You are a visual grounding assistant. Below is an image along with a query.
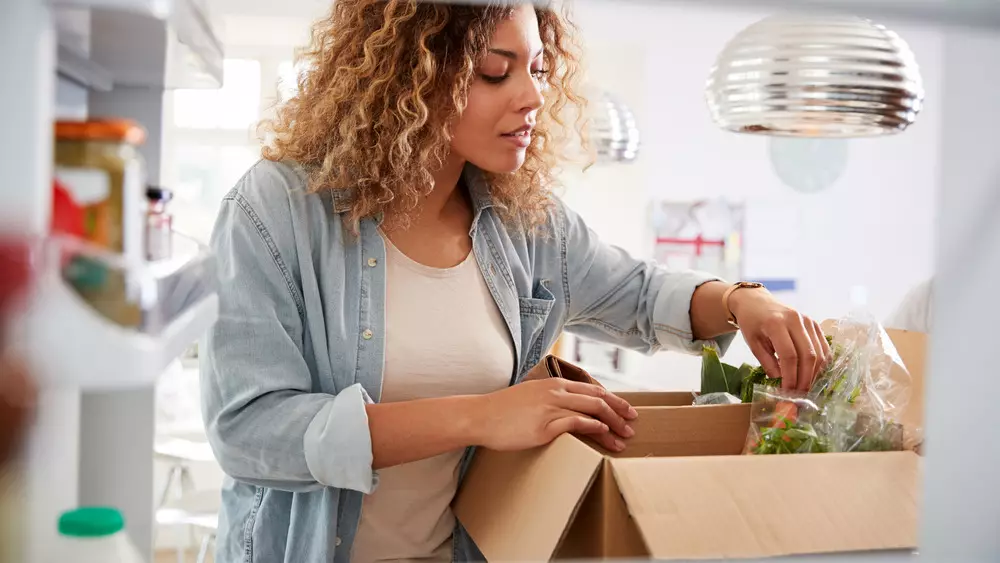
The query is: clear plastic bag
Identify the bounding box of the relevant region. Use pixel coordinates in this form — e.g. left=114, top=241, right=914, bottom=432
left=745, top=310, right=919, bottom=454
left=745, top=387, right=829, bottom=454
left=694, top=392, right=742, bottom=406
left=816, top=311, right=920, bottom=449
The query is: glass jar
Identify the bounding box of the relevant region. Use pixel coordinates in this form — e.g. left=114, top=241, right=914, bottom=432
left=53, top=119, right=147, bottom=258
left=53, top=119, right=148, bottom=328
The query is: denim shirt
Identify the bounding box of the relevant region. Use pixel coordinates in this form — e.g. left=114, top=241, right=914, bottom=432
left=200, top=159, right=732, bottom=563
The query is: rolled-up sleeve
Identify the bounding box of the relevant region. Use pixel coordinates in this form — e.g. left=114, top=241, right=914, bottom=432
left=304, top=383, right=378, bottom=493
left=201, top=184, right=377, bottom=495
left=651, top=270, right=735, bottom=354
left=558, top=199, right=734, bottom=356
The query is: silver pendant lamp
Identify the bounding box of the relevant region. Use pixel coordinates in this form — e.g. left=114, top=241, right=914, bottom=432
left=591, top=91, right=640, bottom=162
left=705, top=14, right=925, bottom=137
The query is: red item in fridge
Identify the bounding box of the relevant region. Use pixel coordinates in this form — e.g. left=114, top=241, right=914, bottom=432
left=51, top=178, right=86, bottom=237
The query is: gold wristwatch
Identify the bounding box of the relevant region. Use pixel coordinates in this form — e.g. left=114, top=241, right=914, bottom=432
left=722, top=281, right=765, bottom=329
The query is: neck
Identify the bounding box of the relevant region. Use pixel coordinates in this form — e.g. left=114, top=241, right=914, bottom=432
left=420, top=153, right=469, bottom=221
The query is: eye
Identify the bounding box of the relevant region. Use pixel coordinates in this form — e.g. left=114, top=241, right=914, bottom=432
left=531, top=68, right=550, bottom=80
left=480, top=73, right=510, bottom=84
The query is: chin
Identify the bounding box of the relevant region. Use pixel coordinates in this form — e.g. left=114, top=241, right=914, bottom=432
left=471, top=152, right=527, bottom=175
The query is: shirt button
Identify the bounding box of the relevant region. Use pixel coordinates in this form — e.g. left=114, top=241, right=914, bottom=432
left=367, top=257, right=377, bottom=267
left=335, top=537, right=342, bottom=547
left=362, top=329, right=373, bottom=340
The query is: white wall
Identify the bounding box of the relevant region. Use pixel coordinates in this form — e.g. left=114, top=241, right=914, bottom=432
left=562, top=1, right=941, bottom=390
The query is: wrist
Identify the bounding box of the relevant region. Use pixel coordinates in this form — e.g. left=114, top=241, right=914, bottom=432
left=724, top=282, right=767, bottom=326
left=455, top=394, right=489, bottom=447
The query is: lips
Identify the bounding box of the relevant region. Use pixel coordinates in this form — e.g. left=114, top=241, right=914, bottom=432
left=502, top=124, right=533, bottom=137
left=501, top=124, right=533, bottom=148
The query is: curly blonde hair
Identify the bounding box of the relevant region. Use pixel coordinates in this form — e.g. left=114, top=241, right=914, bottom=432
left=259, top=0, right=587, bottom=231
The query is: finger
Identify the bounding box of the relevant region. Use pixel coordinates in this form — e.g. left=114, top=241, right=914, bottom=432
left=556, top=392, right=633, bottom=439
left=769, top=326, right=799, bottom=390
left=554, top=409, right=627, bottom=452
left=813, top=320, right=832, bottom=364
left=806, top=320, right=829, bottom=372
left=787, top=317, right=817, bottom=392
left=546, top=414, right=611, bottom=443
left=586, top=429, right=626, bottom=453
left=560, top=380, right=638, bottom=420
left=748, top=338, right=781, bottom=381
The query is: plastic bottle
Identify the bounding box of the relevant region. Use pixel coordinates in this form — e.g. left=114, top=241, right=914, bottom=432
left=51, top=507, right=146, bottom=563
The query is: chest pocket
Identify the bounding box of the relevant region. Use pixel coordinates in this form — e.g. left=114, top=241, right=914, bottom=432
left=517, top=279, right=556, bottom=379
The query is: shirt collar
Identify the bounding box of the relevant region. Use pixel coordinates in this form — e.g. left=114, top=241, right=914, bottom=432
left=330, top=163, right=495, bottom=217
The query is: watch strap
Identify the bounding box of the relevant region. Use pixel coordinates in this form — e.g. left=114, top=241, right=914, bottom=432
left=722, top=281, right=765, bottom=329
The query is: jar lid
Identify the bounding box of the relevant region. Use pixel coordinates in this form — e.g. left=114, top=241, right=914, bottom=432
left=58, top=507, right=125, bottom=538
left=55, top=119, right=147, bottom=145
left=146, top=186, right=174, bottom=203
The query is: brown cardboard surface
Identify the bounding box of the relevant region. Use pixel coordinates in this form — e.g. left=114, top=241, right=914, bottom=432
left=610, top=452, right=921, bottom=559
left=616, top=391, right=696, bottom=407
left=556, top=459, right=649, bottom=560
left=591, top=403, right=750, bottom=458
left=452, top=433, right=603, bottom=561
left=458, top=339, right=927, bottom=562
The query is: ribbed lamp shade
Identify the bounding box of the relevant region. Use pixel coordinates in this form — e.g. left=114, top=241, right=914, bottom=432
left=706, top=14, right=925, bottom=137
left=591, top=92, right=640, bottom=162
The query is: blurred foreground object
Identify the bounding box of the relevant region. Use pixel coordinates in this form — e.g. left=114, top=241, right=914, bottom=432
left=0, top=240, right=37, bottom=465
left=706, top=14, right=925, bottom=137
left=0, top=238, right=38, bottom=563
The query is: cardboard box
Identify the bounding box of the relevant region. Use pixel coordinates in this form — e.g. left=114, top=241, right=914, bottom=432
left=454, top=329, right=928, bottom=560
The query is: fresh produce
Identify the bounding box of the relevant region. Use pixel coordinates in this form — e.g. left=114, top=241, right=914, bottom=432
left=806, top=336, right=859, bottom=404
left=739, top=365, right=780, bottom=403
left=702, top=319, right=911, bottom=456
left=699, top=346, right=780, bottom=403
left=751, top=419, right=830, bottom=455
left=700, top=346, right=737, bottom=395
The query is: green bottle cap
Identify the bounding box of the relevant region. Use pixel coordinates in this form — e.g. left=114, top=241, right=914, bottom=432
left=58, top=507, right=125, bottom=538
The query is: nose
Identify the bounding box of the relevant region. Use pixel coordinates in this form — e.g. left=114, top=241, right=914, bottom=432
left=517, top=74, right=545, bottom=113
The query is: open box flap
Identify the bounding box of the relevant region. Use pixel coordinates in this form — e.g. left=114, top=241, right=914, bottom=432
left=453, top=433, right=603, bottom=561
left=609, top=452, right=921, bottom=559
left=591, top=403, right=750, bottom=458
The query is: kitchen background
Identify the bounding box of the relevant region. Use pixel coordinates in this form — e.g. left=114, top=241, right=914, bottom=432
left=46, top=0, right=940, bottom=558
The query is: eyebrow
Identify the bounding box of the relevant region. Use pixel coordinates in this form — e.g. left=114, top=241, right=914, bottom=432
left=488, top=47, right=544, bottom=61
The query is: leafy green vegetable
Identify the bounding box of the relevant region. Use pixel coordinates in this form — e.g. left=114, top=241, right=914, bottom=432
left=751, top=417, right=829, bottom=455
left=700, top=345, right=785, bottom=403
left=700, top=346, right=742, bottom=395
left=740, top=366, right=781, bottom=403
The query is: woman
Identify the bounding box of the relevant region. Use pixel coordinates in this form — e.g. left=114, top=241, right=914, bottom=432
left=201, top=2, right=831, bottom=562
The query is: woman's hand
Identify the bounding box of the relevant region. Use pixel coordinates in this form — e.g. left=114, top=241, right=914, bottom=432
left=730, top=288, right=832, bottom=391
left=472, top=378, right=638, bottom=453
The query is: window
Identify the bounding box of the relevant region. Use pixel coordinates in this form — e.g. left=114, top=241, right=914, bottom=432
left=173, top=59, right=262, bottom=130
left=163, top=53, right=293, bottom=243
left=277, top=60, right=310, bottom=102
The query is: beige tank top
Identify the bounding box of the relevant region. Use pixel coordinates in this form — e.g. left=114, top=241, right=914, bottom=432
left=350, top=234, right=514, bottom=563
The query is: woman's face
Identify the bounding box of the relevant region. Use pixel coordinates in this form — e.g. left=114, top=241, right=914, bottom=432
left=450, top=5, right=547, bottom=174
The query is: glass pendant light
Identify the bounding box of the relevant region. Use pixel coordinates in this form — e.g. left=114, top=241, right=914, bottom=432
left=591, top=92, right=640, bottom=162
left=705, top=14, right=925, bottom=138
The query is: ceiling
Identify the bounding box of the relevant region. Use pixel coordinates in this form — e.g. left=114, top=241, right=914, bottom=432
left=209, top=0, right=329, bottom=19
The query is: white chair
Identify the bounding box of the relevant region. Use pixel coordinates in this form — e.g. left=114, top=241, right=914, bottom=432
left=155, top=489, right=219, bottom=563
left=154, top=431, right=220, bottom=563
